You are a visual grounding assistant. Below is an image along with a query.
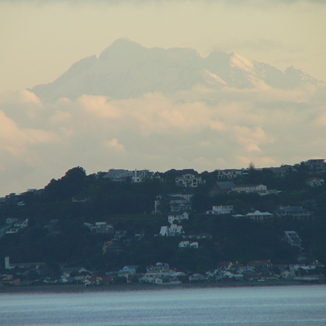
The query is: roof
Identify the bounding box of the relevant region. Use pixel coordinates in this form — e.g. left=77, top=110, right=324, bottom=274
left=214, top=181, right=235, bottom=190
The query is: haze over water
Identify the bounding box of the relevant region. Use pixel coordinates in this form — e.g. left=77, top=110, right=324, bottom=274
left=1, top=285, right=326, bottom=325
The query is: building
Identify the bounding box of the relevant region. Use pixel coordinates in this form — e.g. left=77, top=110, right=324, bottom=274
left=245, top=210, right=273, bottom=222
left=102, top=169, right=133, bottom=182
left=275, top=206, right=312, bottom=219
left=159, top=224, right=184, bottom=237
left=284, top=231, right=302, bottom=248
left=175, top=174, right=205, bottom=188
left=4, top=256, right=45, bottom=270
left=210, top=181, right=235, bottom=196
left=233, top=210, right=273, bottom=222
left=84, top=222, right=114, bottom=234
left=215, top=169, right=247, bottom=180
left=306, top=177, right=324, bottom=187
left=207, top=205, right=234, bottom=215
left=231, top=184, right=268, bottom=195
left=303, top=159, right=326, bottom=173
left=154, top=193, right=193, bottom=214
left=178, top=241, right=199, bottom=248
left=168, top=212, right=189, bottom=224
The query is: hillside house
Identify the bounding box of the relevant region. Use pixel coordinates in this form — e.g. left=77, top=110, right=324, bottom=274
left=216, top=169, right=247, bottom=180
left=175, top=174, right=205, bottom=188
left=303, top=159, right=326, bottom=173
left=284, top=231, right=302, bottom=248
left=207, top=205, right=234, bottom=215
left=4, top=256, right=45, bottom=270
left=275, top=206, right=312, bottom=219
left=168, top=212, right=189, bottom=224
left=178, top=241, right=199, bottom=248
left=154, top=193, right=193, bottom=214
left=103, top=169, right=133, bottom=182
left=233, top=210, right=273, bottom=222
left=231, top=184, right=268, bottom=195
left=159, top=224, right=184, bottom=237
left=245, top=210, right=273, bottom=222
left=306, top=177, right=324, bottom=187
left=84, top=222, right=114, bottom=234
left=210, top=181, right=235, bottom=196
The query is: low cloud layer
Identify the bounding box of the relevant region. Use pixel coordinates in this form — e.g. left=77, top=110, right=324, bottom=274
left=0, top=83, right=325, bottom=196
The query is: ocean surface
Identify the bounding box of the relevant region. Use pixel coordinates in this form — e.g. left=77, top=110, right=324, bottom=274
left=1, top=285, right=326, bottom=325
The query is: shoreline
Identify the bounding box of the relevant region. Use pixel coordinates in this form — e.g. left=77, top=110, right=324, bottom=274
left=1, top=280, right=323, bottom=294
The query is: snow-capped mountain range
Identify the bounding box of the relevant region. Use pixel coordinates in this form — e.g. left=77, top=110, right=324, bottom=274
left=31, top=38, right=323, bottom=102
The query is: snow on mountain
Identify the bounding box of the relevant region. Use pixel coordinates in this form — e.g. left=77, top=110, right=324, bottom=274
left=31, top=38, right=323, bottom=102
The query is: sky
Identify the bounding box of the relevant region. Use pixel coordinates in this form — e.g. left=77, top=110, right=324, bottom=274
left=0, top=0, right=325, bottom=196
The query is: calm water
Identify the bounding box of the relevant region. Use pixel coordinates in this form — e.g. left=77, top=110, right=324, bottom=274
left=1, top=285, right=326, bottom=325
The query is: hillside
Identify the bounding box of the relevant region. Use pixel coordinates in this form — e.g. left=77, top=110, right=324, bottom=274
left=1, top=160, right=326, bottom=279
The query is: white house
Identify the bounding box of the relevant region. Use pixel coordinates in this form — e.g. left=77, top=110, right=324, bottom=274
left=232, top=210, right=273, bottom=221
left=159, top=224, right=184, bottom=237
left=168, top=212, right=189, bottom=224
left=207, top=205, right=234, bottom=215
left=175, top=174, right=205, bottom=188
left=178, top=241, right=199, bottom=248
left=245, top=210, right=273, bottom=222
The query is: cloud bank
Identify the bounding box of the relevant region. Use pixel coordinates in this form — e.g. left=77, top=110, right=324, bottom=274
left=0, top=83, right=325, bottom=196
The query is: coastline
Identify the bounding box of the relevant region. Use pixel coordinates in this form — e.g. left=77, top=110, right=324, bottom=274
left=0, top=280, right=322, bottom=294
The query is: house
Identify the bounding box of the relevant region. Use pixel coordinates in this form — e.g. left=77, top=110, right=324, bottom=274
left=159, top=224, right=184, bottom=237
left=266, top=165, right=293, bottom=178
left=84, top=222, right=114, bottom=234
left=178, top=241, right=199, bottom=248
left=284, top=231, right=302, bottom=248
left=175, top=174, right=205, bottom=188
left=131, top=169, right=153, bottom=183
left=168, top=212, right=189, bottom=224
left=13, top=218, right=29, bottom=228
left=210, top=181, right=235, bottom=196
left=303, top=159, right=326, bottom=173
left=154, top=193, right=193, bottom=214
left=245, top=210, right=273, bottom=222
left=215, top=169, right=247, bottom=180
left=119, top=265, right=139, bottom=274
left=207, top=205, right=234, bottom=215
left=184, top=232, right=212, bottom=240
left=232, top=210, right=273, bottom=221
left=231, top=184, right=268, bottom=195
left=247, top=260, right=273, bottom=270
left=102, top=169, right=133, bottom=182
left=275, top=206, right=312, bottom=219
left=217, top=261, right=234, bottom=271
left=4, top=256, right=45, bottom=270
left=306, top=177, right=324, bottom=187
left=146, top=262, right=170, bottom=273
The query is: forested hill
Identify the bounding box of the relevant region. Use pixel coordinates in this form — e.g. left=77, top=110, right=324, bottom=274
left=1, top=161, right=326, bottom=273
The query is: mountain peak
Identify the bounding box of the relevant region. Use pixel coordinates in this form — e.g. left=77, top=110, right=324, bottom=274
left=99, top=38, right=144, bottom=60
left=31, top=40, right=323, bottom=102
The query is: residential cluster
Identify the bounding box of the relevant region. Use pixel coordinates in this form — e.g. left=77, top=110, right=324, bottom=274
left=1, top=257, right=324, bottom=287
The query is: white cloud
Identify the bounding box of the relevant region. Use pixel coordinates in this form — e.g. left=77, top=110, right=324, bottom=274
left=0, top=84, right=325, bottom=196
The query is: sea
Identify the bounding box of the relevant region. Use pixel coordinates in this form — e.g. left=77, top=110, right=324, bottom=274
left=1, top=285, right=326, bottom=325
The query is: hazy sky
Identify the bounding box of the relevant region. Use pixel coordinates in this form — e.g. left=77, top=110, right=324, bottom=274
left=0, top=0, right=325, bottom=196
